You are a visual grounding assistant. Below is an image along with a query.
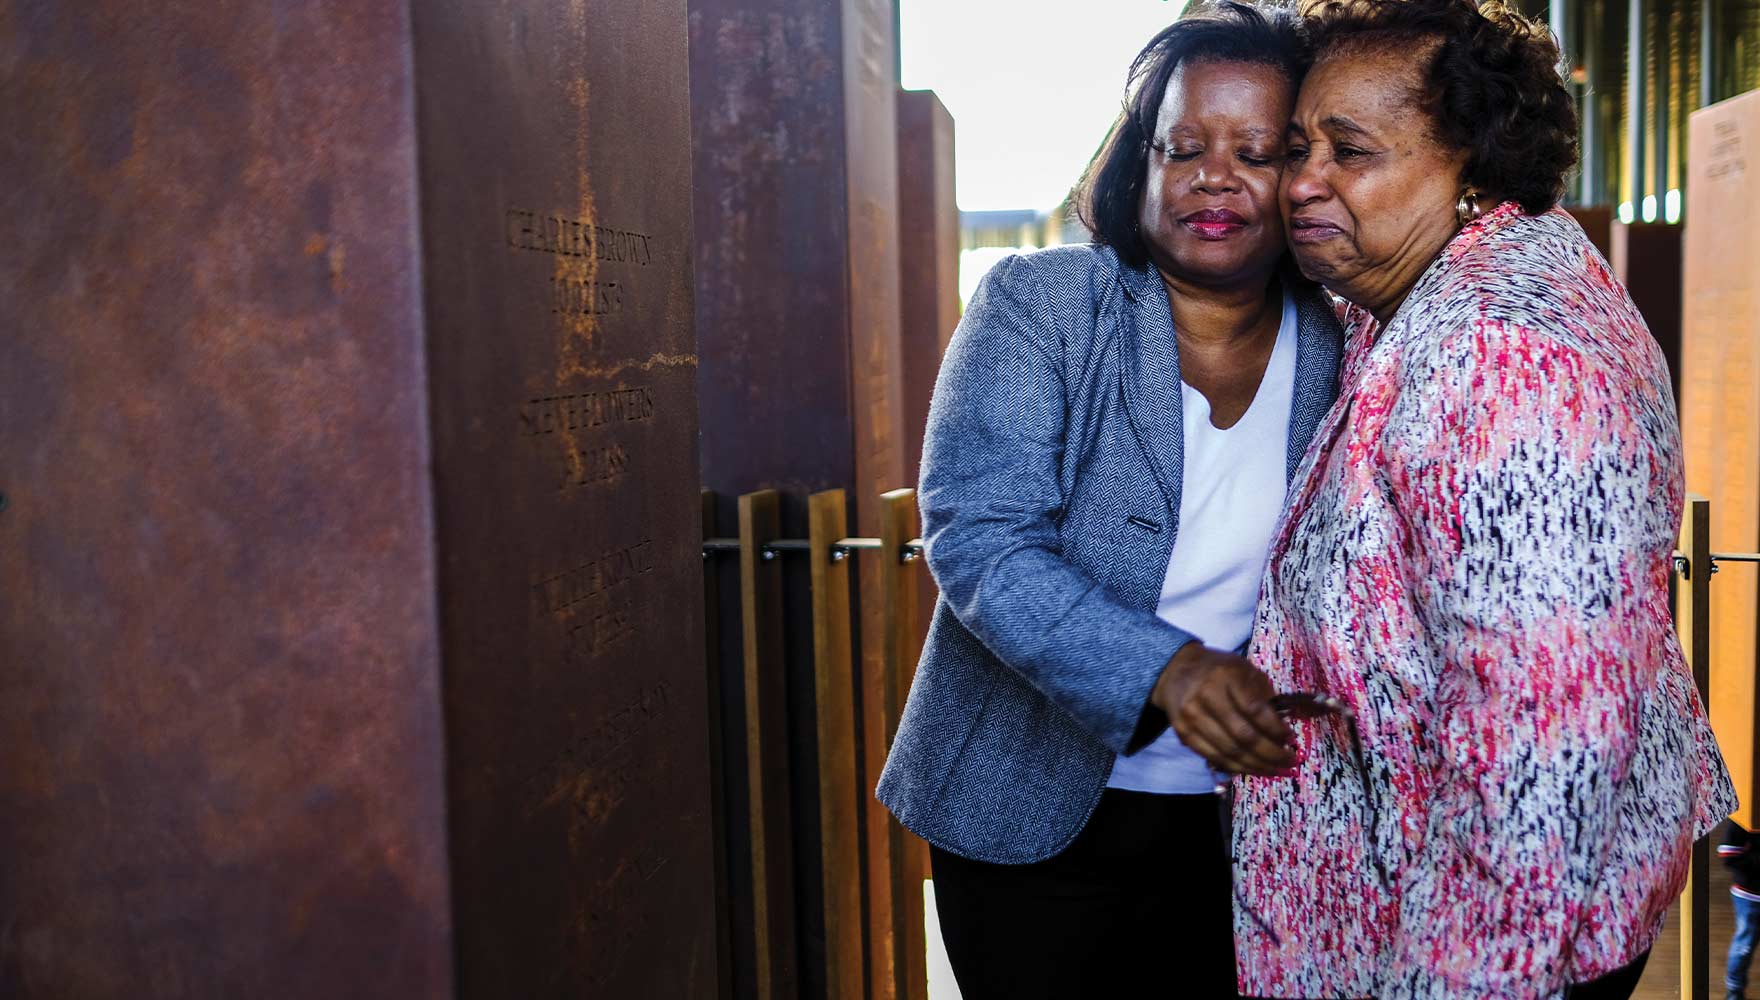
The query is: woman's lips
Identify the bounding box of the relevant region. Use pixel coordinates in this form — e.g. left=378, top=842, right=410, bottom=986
left=1289, top=217, right=1345, bottom=244
left=1182, top=208, right=1248, bottom=240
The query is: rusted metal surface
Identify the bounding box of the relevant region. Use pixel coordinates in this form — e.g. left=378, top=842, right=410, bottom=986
left=895, top=88, right=959, bottom=655
left=0, top=2, right=453, bottom=996
left=1, top=0, right=715, bottom=996
left=410, top=0, right=716, bottom=995
left=895, top=90, right=961, bottom=491
left=705, top=491, right=737, bottom=997
left=690, top=0, right=906, bottom=505
left=738, top=491, right=801, bottom=1000
left=807, top=490, right=864, bottom=1000
left=688, top=11, right=854, bottom=984
left=878, top=489, right=930, bottom=1000
left=1567, top=205, right=1616, bottom=259
left=691, top=3, right=908, bottom=997
left=1611, top=221, right=1684, bottom=401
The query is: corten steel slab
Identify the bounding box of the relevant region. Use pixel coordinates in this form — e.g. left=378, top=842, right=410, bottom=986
left=895, top=89, right=959, bottom=491
left=690, top=2, right=907, bottom=997
left=0, top=2, right=452, bottom=996
left=894, top=88, right=958, bottom=653
left=690, top=0, right=905, bottom=507
left=1683, top=91, right=1760, bottom=829
left=0, top=0, right=715, bottom=997
left=1568, top=205, right=1616, bottom=259
left=1611, top=221, right=1684, bottom=401
left=409, top=0, right=715, bottom=995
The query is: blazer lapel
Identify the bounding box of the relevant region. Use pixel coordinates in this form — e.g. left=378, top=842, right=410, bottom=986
left=1117, top=261, right=1185, bottom=523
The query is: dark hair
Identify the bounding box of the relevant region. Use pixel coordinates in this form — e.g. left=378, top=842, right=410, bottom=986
left=1077, top=2, right=1309, bottom=268
left=1303, top=0, right=1577, bottom=213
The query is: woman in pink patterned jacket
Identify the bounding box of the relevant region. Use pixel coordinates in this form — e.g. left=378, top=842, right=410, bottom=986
left=1213, top=0, right=1737, bottom=997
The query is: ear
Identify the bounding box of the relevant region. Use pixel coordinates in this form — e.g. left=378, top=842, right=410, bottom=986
left=1446, top=145, right=1472, bottom=189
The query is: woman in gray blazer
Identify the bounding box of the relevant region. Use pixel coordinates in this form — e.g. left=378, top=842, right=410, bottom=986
left=876, top=4, right=1343, bottom=996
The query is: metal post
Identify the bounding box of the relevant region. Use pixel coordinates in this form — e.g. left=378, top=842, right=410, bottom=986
left=1701, top=0, right=1720, bottom=107
left=703, top=491, right=734, bottom=1000
left=863, top=495, right=904, bottom=1000
left=1552, top=0, right=1579, bottom=200
left=1582, top=0, right=1603, bottom=205
left=880, top=489, right=931, bottom=1000
left=807, top=488, right=864, bottom=1000
left=738, top=489, right=799, bottom=1000
left=1630, top=0, right=1649, bottom=215
left=1655, top=0, right=1672, bottom=215
left=1679, top=495, right=1712, bottom=1000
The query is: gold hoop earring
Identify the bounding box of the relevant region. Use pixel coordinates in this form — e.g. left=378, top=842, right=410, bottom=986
left=1456, top=188, right=1483, bottom=226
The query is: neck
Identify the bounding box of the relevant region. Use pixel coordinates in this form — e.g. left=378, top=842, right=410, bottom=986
left=1358, top=209, right=1472, bottom=325
left=1366, top=291, right=1408, bottom=327
left=1158, top=267, right=1280, bottom=346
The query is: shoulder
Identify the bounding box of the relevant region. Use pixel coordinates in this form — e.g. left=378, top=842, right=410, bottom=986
left=1406, top=208, right=1663, bottom=398
left=1425, top=209, right=1637, bottom=346
left=963, top=243, right=1132, bottom=355
left=974, top=243, right=1128, bottom=309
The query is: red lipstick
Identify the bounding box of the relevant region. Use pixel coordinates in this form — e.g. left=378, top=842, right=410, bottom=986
left=1182, top=208, right=1248, bottom=240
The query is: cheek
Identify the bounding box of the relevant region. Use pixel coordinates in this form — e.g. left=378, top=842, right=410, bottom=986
left=1139, top=169, right=1166, bottom=225
left=1250, top=177, right=1283, bottom=229
left=1329, top=177, right=1384, bottom=252
left=1348, top=192, right=1423, bottom=258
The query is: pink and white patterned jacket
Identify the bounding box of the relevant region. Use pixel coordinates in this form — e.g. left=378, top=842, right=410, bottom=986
left=1234, top=202, right=1736, bottom=1000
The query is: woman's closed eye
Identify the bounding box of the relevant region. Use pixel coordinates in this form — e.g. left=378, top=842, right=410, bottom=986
left=1157, top=144, right=1280, bottom=167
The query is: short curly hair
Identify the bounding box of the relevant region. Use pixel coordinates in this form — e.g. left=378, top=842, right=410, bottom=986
left=1077, top=2, right=1310, bottom=268
left=1303, top=0, right=1577, bottom=214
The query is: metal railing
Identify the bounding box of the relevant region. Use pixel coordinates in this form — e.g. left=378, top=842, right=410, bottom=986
left=701, top=490, right=1741, bottom=1000
left=702, top=487, right=932, bottom=1000
left=702, top=535, right=924, bottom=563
left=1673, top=496, right=1760, bottom=1000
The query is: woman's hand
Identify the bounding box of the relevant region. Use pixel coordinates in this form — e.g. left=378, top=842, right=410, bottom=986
left=1151, top=644, right=1294, bottom=776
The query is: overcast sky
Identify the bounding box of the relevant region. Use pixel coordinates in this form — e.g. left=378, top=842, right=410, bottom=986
left=899, top=0, right=1191, bottom=212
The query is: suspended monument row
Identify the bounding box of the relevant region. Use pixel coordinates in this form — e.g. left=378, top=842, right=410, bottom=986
left=3, top=0, right=713, bottom=994
left=1, top=0, right=958, bottom=996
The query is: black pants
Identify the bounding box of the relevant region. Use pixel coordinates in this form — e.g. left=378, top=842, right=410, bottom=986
left=931, top=788, right=1652, bottom=1000
left=930, top=788, right=1237, bottom=1000
left=1565, top=949, right=1649, bottom=1000
left=1285, top=946, right=1650, bottom=1000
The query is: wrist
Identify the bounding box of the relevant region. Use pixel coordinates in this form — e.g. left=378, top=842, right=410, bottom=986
left=1153, top=642, right=1209, bottom=716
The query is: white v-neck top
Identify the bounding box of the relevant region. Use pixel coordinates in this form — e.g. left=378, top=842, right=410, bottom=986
left=1107, top=290, right=1297, bottom=795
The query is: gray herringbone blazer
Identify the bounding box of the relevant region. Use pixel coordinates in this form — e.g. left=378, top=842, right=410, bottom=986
left=876, top=243, right=1343, bottom=864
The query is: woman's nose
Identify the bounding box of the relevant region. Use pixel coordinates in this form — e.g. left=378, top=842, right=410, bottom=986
left=1192, top=152, right=1241, bottom=194
left=1283, top=158, right=1328, bottom=206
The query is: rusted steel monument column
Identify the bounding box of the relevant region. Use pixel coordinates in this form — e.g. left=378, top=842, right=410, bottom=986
left=1683, top=90, right=1760, bottom=829
left=895, top=88, right=958, bottom=649
left=1610, top=221, right=1684, bottom=401
left=690, top=1, right=908, bottom=997
left=895, top=89, right=960, bottom=491
left=0, top=1, right=716, bottom=997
